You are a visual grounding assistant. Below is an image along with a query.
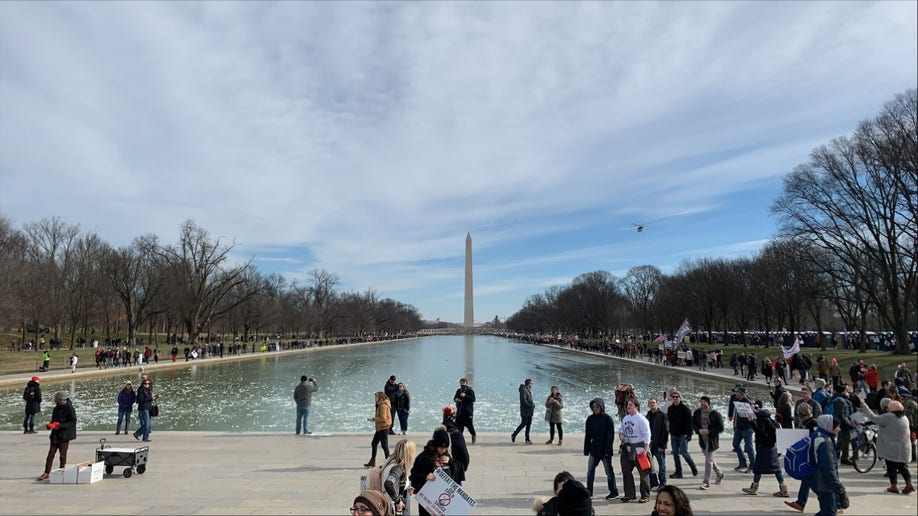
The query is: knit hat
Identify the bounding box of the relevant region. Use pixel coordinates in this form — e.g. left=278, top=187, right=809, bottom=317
left=442, top=406, right=456, bottom=417
left=432, top=429, right=450, bottom=448
left=31, top=376, right=40, bottom=383
left=125, top=381, right=132, bottom=386
left=54, top=391, right=68, bottom=401
left=353, top=490, right=392, bottom=516
left=887, top=400, right=904, bottom=412
left=796, top=402, right=813, bottom=417
left=816, top=414, right=837, bottom=433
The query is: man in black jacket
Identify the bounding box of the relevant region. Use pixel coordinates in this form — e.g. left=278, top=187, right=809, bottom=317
left=667, top=391, right=698, bottom=478
left=511, top=379, right=534, bottom=444
left=36, top=391, right=77, bottom=481
left=646, top=398, right=669, bottom=487
left=583, top=397, right=619, bottom=499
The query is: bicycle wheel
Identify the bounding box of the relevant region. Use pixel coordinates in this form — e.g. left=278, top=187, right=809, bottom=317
left=853, top=442, right=876, bottom=473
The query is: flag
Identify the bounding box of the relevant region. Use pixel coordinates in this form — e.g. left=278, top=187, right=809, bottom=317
left=654, top=334, right=667, bottom=343
left=783, top=337, right=800, bottom=360
left=674, top=319, right=692, bottom=343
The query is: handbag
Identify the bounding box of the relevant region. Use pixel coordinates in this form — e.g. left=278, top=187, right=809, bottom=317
left=150, top=403, right=160, bottom=418
left=544, top=408, right=551, bottom=422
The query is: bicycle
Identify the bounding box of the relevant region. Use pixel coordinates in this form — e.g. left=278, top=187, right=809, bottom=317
left=851, top=417, right=879, bottom=473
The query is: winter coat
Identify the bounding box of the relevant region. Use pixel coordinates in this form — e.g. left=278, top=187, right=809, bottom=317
left=49, top=399, right=77, bottom=444
left=811, top=428, right=842, bottom=495
left=751, top=412, right=780, bottom=475
left=583, top=398, right=616, bottom=458
left=382, top=463, right=408, bottom=507
left=859, top=406, right=912, bottom=464
left=775, top=398, right=792, bottom=429
left=545, top=394, right=563, bottom=424
left=443, top=418, right=469, bottom=484
left=646, top=409, right=669, bottom=451
left=117, top=387, right=136, bottom=411
left=691, top=408, right=724, bottom=451
left=666, top=401, right=693, bottom=437
left=393, top=390, right=410, bottom=412
left=294, top=379, right=318, bottom=406
left=23, top=381, right=42, bottom=415
left=409, top=448, right=454, bottom=492
left=454, top=386, right=476, bottom=416
left=519, top=384, right=534, bottom=418
left=136, top=385, right=154, bottom=411
left=373, top=398, right=393, bottom=431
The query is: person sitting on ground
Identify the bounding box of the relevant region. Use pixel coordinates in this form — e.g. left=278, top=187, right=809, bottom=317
left=532, top=471, right=594, bottom=516
left=652, top=484, right=693, bottom=516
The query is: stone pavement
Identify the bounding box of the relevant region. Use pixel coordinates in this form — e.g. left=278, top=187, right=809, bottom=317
left=1, top=430, right=915, bottom=515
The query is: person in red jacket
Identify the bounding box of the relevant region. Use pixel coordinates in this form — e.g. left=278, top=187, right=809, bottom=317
left=865, top=364, right=880, bottom=393
left=36, top=391, right=77, bottom=481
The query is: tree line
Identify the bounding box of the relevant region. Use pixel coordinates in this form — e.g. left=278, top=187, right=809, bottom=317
left=0, top=218, right=423, bottom=349
left=506, top=89, right=916, bottom=356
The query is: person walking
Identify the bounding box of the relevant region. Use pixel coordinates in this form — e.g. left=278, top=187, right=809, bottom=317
left=22, top=376, right=42, bottom=434
left=691, top=396, right=725, bottom=490
left=583, top=397, right=620, bottom=500
left=859, top=399, right=914, bottom=494
left=441, top=407, right=470, bottom=485
left=365, top=391, right=392, bottom=467
left=784, top=403, right=818, bottom=513
left=829, top=384, right=854, bottom=465
left=647, top=397, right=669, bottom=488
left=132, top=377, right=156, bottom=442
left=811, top=415, right=850, bottom=515
left=544, top=386, right=564, bottom=445
left=116, top=381, right=135, bottom=435
left=728, top=385, right=755, bottom=472
left=294, top=375, right=318, bottom=435
left=385, top=375, right=399, bottom=435
left=511, top=378, right=534, bottom=444
left=666, top=390, right=698, bottom=478
left=453, top=378, right=477, bottom=444
left=393, top=383, right=410, bottom=435
left=408, top=430, right=453, bottom=516
left=35, top=391, right=77, bottom=481
left=620, top=398, right=652, bottom=503
left=69, top=352, right=78, bottom=373
left=741, top=401, right=789, bottom=498
left=381, top=439, right=416, bottom=516
left=40, top=350, right=50, bottom=372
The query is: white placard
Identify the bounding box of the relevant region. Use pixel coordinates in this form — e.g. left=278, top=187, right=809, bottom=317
left=733, top=401, right=753, bottom=419
left=415, top=467, right=477, bottom=515
left=776, top=429, right=810, bottom=455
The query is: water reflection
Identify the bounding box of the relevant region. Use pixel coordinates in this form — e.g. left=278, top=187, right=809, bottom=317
left=0, top=336, right=769, bottom=433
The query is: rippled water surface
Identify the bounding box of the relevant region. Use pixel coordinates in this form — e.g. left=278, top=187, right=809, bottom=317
left=1, top=336, right=769, bottom=433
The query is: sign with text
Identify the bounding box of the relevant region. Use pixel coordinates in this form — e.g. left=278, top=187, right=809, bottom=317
left=415, top=467, right=477, bottom=515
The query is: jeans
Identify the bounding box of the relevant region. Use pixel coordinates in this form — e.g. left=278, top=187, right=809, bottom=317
left=23, top=412, right=36, bottom=431
left=586, top=454, right=618, bottom=496
left=296, top=404, right=311, bottom=434
left=813, top=491, right=838, bottom=516
left=794, top=477, right=810, bottom=506
left=117, top=407, right=132, bottom=433
left=670, top=435, right=696, bottom=474
left=651, top=448, right=667, bottom=485
left=397, top=408, right=409, bottom=433
left=512, top=416, right=532, bottom=441
left=134, top=409, right=151, bottom=441
left=732, top=428, right=755, bottom=467
left=752, top=471, right=785, bottom=484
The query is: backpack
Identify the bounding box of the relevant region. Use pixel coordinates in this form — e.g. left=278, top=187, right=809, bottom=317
left=784, top=435, right=824, bottom=480
left=365, top=465, right=384, bottom=492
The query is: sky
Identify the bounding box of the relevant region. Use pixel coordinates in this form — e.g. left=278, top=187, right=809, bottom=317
left=1, top=1, right=916, bottom=325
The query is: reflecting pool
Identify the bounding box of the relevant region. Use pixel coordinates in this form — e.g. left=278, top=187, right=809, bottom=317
left=0, top=335, right=768, bottom=433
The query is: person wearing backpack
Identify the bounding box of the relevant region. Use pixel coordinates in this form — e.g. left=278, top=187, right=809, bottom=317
left=741, top=401, right=789, bottom=498
left=810, top=415, right=850, bottom=516
left=784, top=405, right=819, bottom=513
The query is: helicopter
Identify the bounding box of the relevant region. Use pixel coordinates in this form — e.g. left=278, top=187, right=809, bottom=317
left=632, top=223, right=644, bottom=233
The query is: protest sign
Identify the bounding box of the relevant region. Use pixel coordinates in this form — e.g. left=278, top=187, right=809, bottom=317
left=415, top=467, right=477, bottom=515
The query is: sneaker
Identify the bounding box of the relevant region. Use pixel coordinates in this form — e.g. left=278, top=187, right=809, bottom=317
left=510, top=433, right=516, bottom=443
left=305, top=431, right=312, bottom=435
left=605, top=491, right=619, bottom=500
left=744, top=467, right=753, bottom=474
left=715, top=472, right=725, bottom=484
left=691, top=466, right=699, bottom=476
left=734, top=465, right=746, bottom=471
left=133, top=434, right=140, bottom=441
left=639, top=498, right=650, bottom=503
left=670, top=472, right=683, bottom=479
left=700, top=482, right=710, bottom=490
left=525, top=440, right=533, bottom=444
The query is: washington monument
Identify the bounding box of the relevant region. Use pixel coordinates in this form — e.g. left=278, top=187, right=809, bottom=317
left=464, top=233, right=474, bottom=327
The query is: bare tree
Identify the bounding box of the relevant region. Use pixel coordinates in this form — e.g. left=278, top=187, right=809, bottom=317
left=103, top=234, right=166, bottom=347
left=622, top=265, right=663, bottom=335
left=772, top=89, right=917, bottom=355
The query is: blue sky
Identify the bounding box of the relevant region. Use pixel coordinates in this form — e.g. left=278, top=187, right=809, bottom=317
left=1, top=1, right=916, bottom=324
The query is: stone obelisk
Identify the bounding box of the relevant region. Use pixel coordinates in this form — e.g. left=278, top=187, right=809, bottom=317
left=464, top=233, right=474, bottom=327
